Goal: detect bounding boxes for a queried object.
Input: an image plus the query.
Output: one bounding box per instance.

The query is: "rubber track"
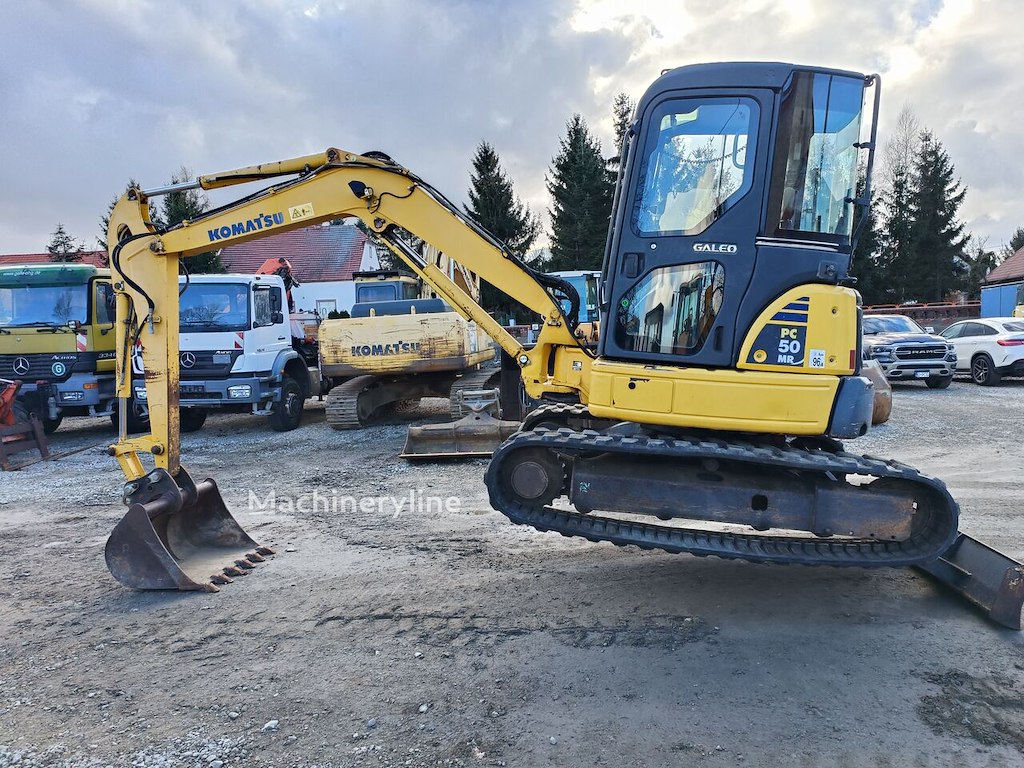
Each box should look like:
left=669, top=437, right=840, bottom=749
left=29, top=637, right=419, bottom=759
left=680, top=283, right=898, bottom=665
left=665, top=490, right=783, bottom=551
left=324, top=375, right=377, bottom=430
left=484, top=427, right=960, bottom=567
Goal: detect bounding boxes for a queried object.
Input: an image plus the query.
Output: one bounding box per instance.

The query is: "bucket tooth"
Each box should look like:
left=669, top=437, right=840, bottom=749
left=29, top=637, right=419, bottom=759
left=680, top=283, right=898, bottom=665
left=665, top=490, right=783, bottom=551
left=256, top=547, right=275, bottom=556
left=211, top=574, right=234, bottom=585
left=234, top=559, right=256, bottom=571
left=223, top=565, right=246, bottom=577
left=245, top=552, right=266, bottom=563
left=104, top=466, right=268, bottom=592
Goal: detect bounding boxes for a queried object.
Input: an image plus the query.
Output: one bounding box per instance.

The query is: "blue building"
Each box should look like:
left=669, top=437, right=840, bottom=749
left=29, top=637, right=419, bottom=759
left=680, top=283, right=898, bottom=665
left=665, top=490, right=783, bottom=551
left=981, top=247, right=1024, bottom=317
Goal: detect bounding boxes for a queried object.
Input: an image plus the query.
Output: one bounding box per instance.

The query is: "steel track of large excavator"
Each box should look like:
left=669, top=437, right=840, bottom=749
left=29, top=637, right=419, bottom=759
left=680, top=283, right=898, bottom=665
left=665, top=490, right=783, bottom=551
left=448, top=367, right=502, bottom=419
left=325, top=374, right=454, bottom=430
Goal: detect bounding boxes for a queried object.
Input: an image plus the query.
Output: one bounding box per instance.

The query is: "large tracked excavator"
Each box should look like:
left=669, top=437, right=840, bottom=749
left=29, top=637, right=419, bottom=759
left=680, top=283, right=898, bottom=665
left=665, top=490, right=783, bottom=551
left=104, top=61, right=1024, bottom=627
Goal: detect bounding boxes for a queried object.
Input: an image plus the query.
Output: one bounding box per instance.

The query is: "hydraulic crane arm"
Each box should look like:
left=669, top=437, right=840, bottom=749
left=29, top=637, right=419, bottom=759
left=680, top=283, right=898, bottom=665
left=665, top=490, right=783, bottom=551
left=108, top=148, right=588, bottom=481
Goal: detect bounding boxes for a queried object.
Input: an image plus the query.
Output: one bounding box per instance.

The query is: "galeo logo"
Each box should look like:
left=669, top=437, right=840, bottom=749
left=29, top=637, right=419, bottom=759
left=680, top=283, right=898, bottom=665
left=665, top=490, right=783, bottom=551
left=180, top=352, right=197, bottom=369
left=51, top=362, right=67, bottom=376
left=12, top=357, right=30, bottom=376
left=208, top=212, right=285, bottom=242
left=693, top=242, right=738, bottom=254
left=351, top=342, right=421, bottom=357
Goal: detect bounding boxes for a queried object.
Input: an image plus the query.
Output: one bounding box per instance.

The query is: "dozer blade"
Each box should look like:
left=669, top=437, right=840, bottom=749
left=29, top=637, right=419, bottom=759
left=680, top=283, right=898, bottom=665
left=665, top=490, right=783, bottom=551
left=105, top=466, right=273, bottom=592
left=401, top=411, right=519, bottom=459
left=915, top=533, right=1024, bottom=630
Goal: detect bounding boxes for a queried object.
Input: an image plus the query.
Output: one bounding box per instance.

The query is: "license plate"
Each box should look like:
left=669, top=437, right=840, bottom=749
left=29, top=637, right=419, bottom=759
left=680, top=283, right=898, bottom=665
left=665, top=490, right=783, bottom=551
left=181, top=384, right=206, bottom=394
left=914, top=371, right=929, bottom=378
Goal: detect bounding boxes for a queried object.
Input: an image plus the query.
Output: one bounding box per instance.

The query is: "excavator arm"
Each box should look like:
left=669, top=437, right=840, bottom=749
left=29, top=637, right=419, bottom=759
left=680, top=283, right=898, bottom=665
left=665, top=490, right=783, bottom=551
left=108, top=148, right=587, bottom=483
left=105, top=148, right=593, bottom=592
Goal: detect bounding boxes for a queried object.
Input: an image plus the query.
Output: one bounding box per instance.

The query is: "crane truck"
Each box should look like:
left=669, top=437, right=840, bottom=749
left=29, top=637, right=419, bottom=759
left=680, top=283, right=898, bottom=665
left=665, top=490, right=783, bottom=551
left=101, top=61, right=1024, bottom=628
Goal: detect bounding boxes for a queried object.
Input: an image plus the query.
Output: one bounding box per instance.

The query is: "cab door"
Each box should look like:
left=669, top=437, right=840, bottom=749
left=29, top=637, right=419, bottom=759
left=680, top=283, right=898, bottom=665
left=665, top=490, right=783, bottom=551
left=601, top=88, right=773, bottom=368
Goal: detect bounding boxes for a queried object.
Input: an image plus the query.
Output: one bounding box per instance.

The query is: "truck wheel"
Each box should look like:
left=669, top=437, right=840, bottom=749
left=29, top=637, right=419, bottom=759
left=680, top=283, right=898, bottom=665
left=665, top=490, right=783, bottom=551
left=180, top=409, right=208, bottom=433
left=925, top=375, right=952, bottom=390
left=970, top=354, right=1001, bottom=386
left=42, top=415, right=63, bottom=435
left=109, top=397, right=150, bottom=434
left=269, top=376, right=304, bottom=432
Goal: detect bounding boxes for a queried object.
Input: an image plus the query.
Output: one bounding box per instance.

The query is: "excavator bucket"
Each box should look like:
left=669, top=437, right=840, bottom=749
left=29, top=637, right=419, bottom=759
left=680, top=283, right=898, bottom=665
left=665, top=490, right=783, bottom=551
left=401, top=388, right=519, bottom=459
left=105, top=466, right=273, bottom=592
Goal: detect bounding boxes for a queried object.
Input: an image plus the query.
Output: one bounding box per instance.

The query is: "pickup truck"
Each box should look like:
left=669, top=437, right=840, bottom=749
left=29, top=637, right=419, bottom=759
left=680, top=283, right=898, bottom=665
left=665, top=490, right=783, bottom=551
left=862, top=314, right=957, bottom=389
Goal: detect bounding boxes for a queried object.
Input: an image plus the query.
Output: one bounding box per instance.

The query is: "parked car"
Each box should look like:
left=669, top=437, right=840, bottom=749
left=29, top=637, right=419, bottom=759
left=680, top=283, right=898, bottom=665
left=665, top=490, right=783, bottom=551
left=862, top=314, right=957, bottom=389
left=939, top=317, right=1024, bottom=385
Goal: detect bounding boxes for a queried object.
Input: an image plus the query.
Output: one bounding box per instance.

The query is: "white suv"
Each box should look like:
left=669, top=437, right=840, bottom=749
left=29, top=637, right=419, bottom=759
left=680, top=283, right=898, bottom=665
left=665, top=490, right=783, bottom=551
left=939, top=317, right=1024, bottom=385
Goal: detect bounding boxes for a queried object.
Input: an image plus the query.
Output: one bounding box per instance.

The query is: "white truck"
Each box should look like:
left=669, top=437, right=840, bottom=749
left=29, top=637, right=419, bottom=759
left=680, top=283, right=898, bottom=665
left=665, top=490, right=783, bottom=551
left=132, top=273, right=316, bottom=432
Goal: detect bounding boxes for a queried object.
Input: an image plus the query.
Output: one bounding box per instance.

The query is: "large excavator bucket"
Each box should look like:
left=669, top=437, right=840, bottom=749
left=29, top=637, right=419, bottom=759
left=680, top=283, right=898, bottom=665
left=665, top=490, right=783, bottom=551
left=401, top=388, right=519, bottom=459
left=105, top=467, right=273, bottom=592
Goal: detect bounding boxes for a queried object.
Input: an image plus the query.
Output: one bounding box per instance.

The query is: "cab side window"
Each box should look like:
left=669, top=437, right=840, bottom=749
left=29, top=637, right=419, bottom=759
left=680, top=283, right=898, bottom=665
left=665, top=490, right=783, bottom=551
left=95, top=282, right=116, bottom=325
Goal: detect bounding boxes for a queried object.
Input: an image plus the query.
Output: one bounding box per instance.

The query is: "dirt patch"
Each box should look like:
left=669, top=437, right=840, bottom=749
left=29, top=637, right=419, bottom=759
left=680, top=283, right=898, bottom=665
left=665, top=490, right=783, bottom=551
left=917, top=670, right=1024, bottom=751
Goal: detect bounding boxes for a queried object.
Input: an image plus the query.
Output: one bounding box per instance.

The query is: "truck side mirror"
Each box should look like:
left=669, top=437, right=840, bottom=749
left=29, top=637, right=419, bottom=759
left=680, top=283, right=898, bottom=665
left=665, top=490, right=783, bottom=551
left=271, top=311, right=284, bottom=325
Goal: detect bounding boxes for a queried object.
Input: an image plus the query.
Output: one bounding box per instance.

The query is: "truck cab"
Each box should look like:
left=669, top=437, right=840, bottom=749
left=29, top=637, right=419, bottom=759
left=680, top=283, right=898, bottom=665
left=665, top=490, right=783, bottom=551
left=0, top=263, right=118, bottom=432
left=132, top=274, right=314, bottom=432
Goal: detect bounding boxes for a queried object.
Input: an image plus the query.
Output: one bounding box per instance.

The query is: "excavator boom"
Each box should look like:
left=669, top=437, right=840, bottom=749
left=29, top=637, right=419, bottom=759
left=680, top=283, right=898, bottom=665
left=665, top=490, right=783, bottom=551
left=103, top=62, right=1024, bottom=628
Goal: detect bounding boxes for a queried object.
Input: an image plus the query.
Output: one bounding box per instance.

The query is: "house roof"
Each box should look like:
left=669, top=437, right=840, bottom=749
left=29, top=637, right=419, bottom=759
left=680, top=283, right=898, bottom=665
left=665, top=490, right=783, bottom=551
left=218, top=223, right=370, bottom=282
left=984, top=246, right=1024, bottom=285
left=0, top=251, right=107, bottom=268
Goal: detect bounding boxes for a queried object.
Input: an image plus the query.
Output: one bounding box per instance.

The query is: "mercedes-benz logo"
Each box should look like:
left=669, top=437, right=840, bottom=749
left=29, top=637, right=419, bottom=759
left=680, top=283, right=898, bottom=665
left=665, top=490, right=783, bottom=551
left=12, top=357, right=30, bottom=376
left=180, top=352, right=197, bottom=369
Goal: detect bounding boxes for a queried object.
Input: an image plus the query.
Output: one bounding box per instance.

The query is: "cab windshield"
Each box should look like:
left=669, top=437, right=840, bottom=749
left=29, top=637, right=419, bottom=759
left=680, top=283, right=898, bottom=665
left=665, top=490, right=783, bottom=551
left=766, top=71, right=866, bottom=243
left=0, top=283, right=88, bottom=327
left=632, top=97, right=757, bottom=236
left=180, top=283, right=250, bottom=331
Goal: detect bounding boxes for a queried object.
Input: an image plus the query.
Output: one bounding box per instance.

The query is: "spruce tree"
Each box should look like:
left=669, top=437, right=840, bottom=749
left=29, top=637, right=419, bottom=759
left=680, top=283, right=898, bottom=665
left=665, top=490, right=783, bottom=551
left=464, top=141, right=540, bottom=321
left=908, top=130, right=968, bottom=301
left=47, top=224, right=84, bottom=263
left=161, top=167, right=224, bottom=274
left=609, top=92, right=635, bottom=169
left=546, top=114, right=614, bottom=272
left=1003, top=227, right=1024, bottom=259
left=849, top=174, right=888, bottom=305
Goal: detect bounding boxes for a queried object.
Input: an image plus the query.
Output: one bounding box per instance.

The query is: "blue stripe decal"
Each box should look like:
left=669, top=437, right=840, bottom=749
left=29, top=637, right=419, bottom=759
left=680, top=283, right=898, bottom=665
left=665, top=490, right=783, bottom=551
left=797, top=296, right=810, bottom=302
left=784, top=302, right=810, bottom=311
left=772, top=311, right=809, bottom=322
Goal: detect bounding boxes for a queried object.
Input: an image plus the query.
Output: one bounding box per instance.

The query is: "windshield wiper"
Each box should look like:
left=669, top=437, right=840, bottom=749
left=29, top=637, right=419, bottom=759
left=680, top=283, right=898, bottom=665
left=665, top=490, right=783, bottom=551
left=181, top=320, right=234, bottom=329
left=7, top=321, right=74, bottom=333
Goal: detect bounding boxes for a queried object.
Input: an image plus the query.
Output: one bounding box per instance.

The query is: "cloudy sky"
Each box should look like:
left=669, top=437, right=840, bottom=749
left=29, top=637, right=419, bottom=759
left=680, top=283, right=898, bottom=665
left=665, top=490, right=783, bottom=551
left=1, top=0, right=1021, bottom=256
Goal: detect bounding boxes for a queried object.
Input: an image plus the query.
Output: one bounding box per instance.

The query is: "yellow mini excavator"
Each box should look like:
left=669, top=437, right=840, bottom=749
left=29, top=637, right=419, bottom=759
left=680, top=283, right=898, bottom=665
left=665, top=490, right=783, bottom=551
left=104, top=61, right=1024, bottom=627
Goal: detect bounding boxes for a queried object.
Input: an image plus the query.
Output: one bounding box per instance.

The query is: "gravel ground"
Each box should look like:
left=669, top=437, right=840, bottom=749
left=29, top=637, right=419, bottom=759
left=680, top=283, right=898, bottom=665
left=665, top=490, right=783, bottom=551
left=1, top=379, right=1023, bottom=767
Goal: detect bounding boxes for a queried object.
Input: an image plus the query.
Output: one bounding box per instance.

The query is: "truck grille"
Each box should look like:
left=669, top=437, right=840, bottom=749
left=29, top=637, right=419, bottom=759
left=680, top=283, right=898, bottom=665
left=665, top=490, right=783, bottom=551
left=895, top=344, right=947, bottom=360
left=0, top=353, right=78, bottom=382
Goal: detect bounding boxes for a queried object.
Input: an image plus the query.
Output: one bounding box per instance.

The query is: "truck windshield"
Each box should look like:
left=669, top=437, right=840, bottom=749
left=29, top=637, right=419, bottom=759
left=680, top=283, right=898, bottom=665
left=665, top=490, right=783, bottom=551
left=766, top=71, right=865, bottom=243
left=0, top=284, right=88, bottom=327
left=863, top=316, right=924, bottom=334
left=180, top=283, right=250, bottom=332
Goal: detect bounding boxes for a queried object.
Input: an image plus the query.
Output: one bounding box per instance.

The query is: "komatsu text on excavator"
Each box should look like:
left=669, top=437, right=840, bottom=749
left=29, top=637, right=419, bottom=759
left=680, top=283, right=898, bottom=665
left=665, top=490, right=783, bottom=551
left=104, top=62, right=1024, bottom=627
